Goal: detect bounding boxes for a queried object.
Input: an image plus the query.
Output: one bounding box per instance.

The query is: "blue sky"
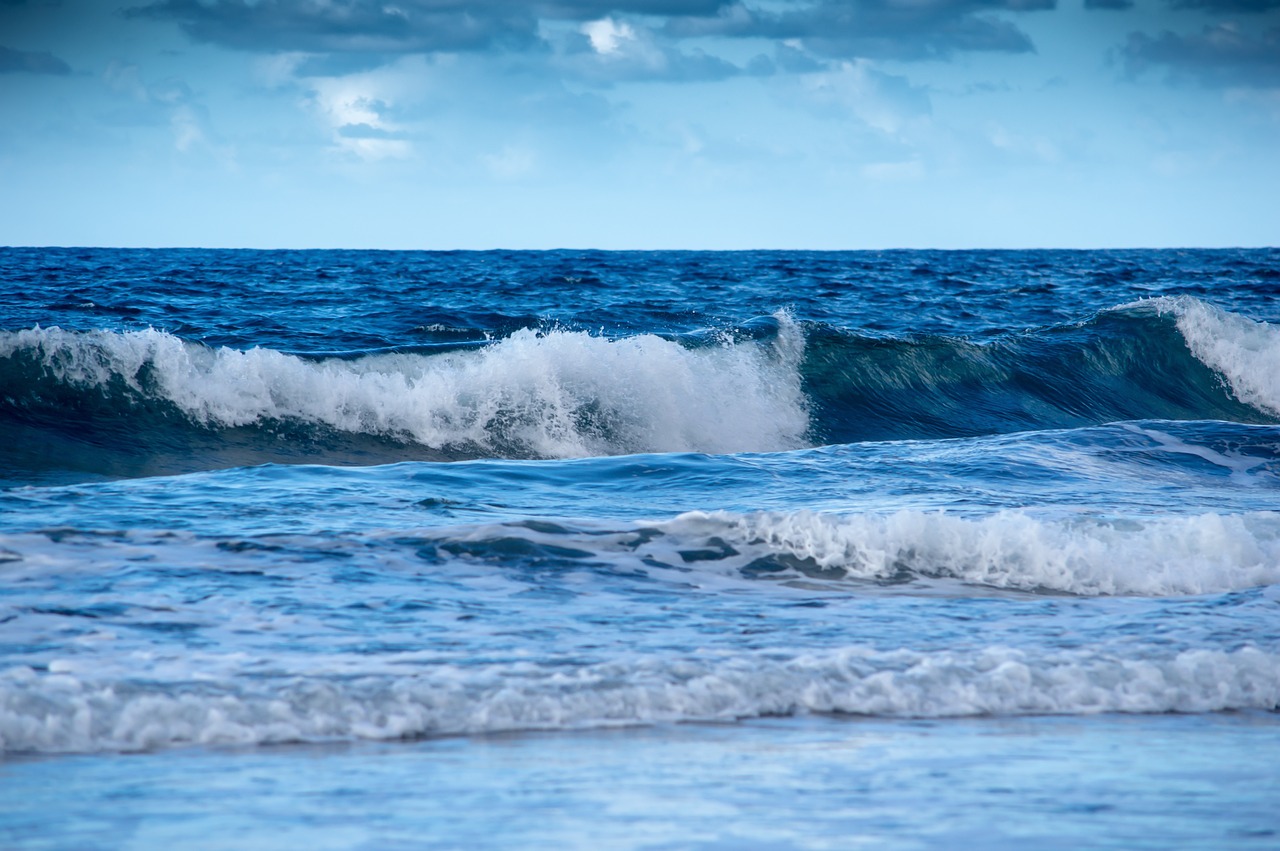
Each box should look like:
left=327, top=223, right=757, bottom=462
left=1, top=0, right=1277, bottom=249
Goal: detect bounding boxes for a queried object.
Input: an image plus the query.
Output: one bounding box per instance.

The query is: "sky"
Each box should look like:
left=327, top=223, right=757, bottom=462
left=1, top=0, right=1277, bottom=249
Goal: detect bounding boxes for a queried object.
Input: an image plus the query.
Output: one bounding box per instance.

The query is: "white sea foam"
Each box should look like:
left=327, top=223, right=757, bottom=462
left=1150, top=296, right=1280, bottom=417
left=649, top=509, right=1280, bottom=596
left=0, top=320, right=809, bottom=457
left=2, top=645, right=1276, bottom=753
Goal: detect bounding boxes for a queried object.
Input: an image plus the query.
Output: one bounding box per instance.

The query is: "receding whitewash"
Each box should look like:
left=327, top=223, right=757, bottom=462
left=3, top=645, right=1277, bottom=753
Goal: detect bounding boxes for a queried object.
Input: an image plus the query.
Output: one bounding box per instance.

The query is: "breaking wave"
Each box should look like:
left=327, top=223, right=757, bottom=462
left=1, top=297, right=1278, bottom=480
left=647, top=509, right=1280, bottom=596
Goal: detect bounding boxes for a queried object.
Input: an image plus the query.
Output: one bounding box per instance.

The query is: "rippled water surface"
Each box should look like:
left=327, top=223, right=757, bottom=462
left=2, top=248, right=1278, bottom=847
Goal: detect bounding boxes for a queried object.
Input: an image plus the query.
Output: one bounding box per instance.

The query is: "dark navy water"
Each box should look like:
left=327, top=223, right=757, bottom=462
left=2, top=248, right=1279, bottom=848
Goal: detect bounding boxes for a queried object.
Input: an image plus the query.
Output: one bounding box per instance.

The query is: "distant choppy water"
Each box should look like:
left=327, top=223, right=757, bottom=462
left=2, top=248, right=1279, bottom=847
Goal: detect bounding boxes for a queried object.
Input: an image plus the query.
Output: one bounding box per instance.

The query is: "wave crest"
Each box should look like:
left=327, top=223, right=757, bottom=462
left=1154, top=295, right=1280, bottom=417
left=650, top=509, right=1280, bottom=596
left=0, top=318, right=809, bottom=460
left=4, top=297, right=1279, bottom=480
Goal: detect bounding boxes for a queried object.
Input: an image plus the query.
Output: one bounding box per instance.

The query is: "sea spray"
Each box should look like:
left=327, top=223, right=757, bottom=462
left=1152, top=295, right=1280, bottom=417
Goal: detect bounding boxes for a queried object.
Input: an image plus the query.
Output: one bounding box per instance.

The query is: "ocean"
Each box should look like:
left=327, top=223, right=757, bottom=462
left=1, top=247, right=1278, bottom=848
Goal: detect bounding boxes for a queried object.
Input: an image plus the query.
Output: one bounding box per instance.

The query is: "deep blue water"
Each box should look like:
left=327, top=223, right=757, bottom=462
left=2, top=248, right=1279, bottom=848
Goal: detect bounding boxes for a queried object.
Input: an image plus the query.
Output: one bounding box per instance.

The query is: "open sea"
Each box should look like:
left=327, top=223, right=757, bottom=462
left=1, top=247, right=1279, bottom=849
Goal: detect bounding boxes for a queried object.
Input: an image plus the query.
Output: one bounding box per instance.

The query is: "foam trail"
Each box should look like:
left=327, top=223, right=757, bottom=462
left=0, top=319, right=809, bottom=457
left=2, top=645, right=1276, bottom=753
left=647, top=509, right=1280, bottom=596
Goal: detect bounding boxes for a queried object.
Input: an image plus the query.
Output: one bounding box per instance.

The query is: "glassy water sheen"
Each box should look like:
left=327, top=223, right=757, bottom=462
left=2, top=248, right=1278, bottom=848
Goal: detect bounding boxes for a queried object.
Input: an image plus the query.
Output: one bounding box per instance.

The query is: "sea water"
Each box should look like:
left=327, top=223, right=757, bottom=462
left=1, top=248, right=1278, bottom=848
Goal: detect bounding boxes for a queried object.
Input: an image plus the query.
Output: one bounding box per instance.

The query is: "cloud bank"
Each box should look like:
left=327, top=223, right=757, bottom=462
left=0, top=43, right=70, bottom=74
left=128, top=0, right=1056, bottom=69
left=668, top=0, right=1053, bottom=60
left=1124, top=23, right=1280, bottom=87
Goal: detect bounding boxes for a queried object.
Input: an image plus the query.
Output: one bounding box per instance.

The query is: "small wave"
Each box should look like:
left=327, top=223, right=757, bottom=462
left=412, top=509, right=1280, bottom=597
left=802, top=298, right=1279, bottom=444
left=2, top=645, right=1275, bottom=753
left=649, top=509, right=1280, bottom=596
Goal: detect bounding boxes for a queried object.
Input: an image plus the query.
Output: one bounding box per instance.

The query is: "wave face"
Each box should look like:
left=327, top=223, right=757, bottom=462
left=1, top=297, right=1278, bottom=480
left=646, top=509, right=1280, bottom=596
left=805, top=297, right=1278, bottom=444
left=0, top=318, right=809, bottom=480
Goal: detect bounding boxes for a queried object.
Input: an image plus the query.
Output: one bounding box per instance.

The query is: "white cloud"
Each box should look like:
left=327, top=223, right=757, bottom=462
left=582, top=18, right=636, bottom=56
left=303, top=61, right=427, bottom=161
left=799, top=60, right=931, bottom=137
left=577, top=17, right=670, bottom=75
left=101, top=59, right=233, bottom=162
left=562, top=16, right=741, bottom=83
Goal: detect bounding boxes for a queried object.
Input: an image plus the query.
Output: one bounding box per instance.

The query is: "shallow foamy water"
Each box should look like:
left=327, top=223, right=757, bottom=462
left=4, top=713, right=1278, bottom=850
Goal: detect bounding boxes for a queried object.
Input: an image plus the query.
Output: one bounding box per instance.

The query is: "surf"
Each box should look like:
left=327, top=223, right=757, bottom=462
left=3, top=644, right=1276, bottom=753
left=803, top=297, right=1280, bottom=444
left=2, top=297, right=1278, bottom=483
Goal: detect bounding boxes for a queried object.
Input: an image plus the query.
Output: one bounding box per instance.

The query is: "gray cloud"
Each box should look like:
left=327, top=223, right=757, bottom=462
left=131, top=0, right=1053, bottom=67
left=538, top=0, right=731, bottom=18
left=0, top=43, right=70, bottom=74
left=773, top=42, right=830, bottom=74
left=557, top=19, right=742, bottom=84
left=667, top=0, right=1053, bottom=61
left=1169, top=0, right=1280, bottom=11
left=127, top=1, right=543, bottom=54
left=292, top=53, right=407, bottom=77
left=568, top=48, right=741, bottom=83
left=128, top=1, right=737, bottom=56
left=336, top=122, right=402, bottom=138
left=1123, top=23, right=1280, bottom=87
